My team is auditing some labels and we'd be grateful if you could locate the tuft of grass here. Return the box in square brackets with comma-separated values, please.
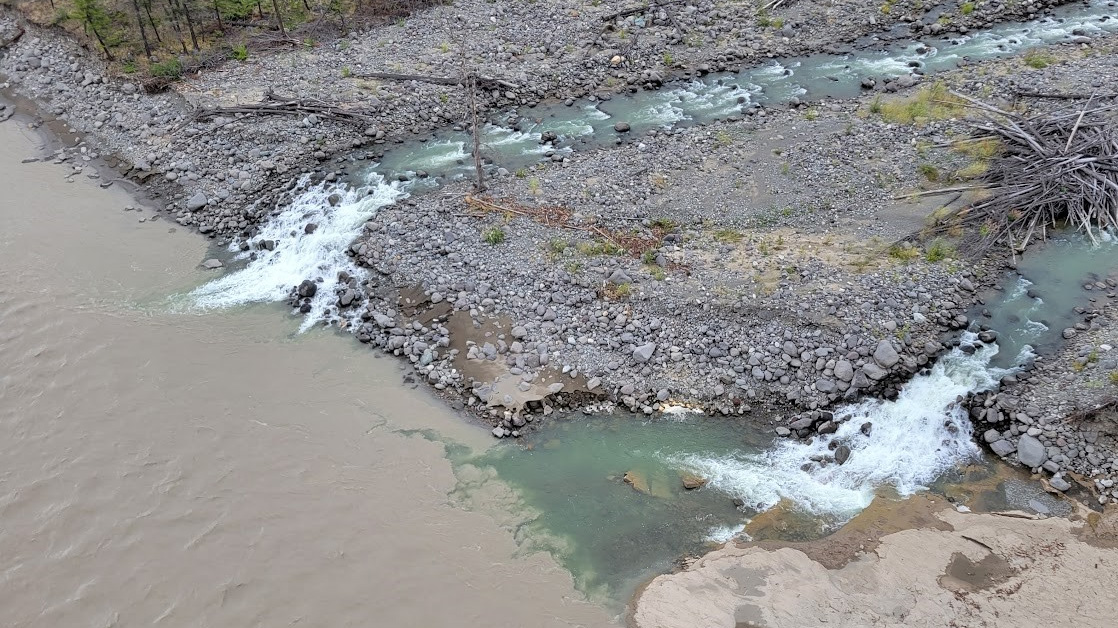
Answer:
[641, 250, 657, 264]
[1023, 48, 1056, 69]
[341, 66, 353, 78]
[804, 108, 819, 121]
[230, 43, 248, 62]
[149, 58, 183, 79]
[888, 244, 921, 261]
[483, 227, 506, 245]
[647, 265, 666, 281]
[577, 240, 624, 256]
[527, 177, 542, 195]
[714, 229, 744, 244]
[546, 239, 568, 259]
[662, 51, 674, 66]
[924, 239, 955, 262]
[961, 2, 975, 14]
[514, 168, 528, 178]
[439, 41, 451, 53]
[955, 160, 990, 180]
[875, 82, 967, 125]
[918, 163, 940, 182]
[1109, 371, 1118, 385]
[121, 59, 137, 74]
[650, 217, 679, 230]
[601, 282, 632, 300]
[953, 137, 1002, 160]
[565, 261, 583, 274]
[714, 129, 734, 147]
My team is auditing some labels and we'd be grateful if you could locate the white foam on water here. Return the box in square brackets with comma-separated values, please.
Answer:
[705, 523, 748, 544]
[404, 140, 469, 171]
[672, 334, 1008, 520]
[191, 173, 405, 331]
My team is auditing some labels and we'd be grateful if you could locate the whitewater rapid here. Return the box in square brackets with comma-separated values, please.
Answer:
[675, 333, 1014, 520]
[190, 173, 404, 331]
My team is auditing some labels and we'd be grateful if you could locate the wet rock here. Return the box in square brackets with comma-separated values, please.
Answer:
[834, 445, 851, 465]
[614, 122, 631, 133]
[297, 279, 318, 298]
[681, 473, 708, 490]
[860, 422, 872, 437]
[1050, 475, 1072, 492]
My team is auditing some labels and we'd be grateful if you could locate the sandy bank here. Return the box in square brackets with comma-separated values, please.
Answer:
[633, 499, 1118, 628]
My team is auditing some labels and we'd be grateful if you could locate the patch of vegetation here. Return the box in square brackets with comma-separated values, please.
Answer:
[149, 58, 183, 79]
[961, 2, 976, 15]
[641, 250, 657, 264]
[924, 239, 955, 262]
[955, 160, 990, 180]
[527, 177, 542, 195]
[1109, 371, 1118, 386]
[647, 265, 666, 281]
[577, 240, 624, 256]
[341, 66, 353, 78]
[482, 227, 505, 245]
[230, 43, 248, 62]
[650, 217, 679, 230]
[662, 51, 674, 66]
[874, 82, 967, 125]
[514, 168, 528, 178]
[546, 239, 568, 260]
[565, 260, 583, 274]
[888, 243, 921, 261]
[120, 59, 137, 74]
[803, 109, 819, 121]
[714, 129, 734, 147]
[714, 229, 744, 244]
[601, 282, 632, 300]
[918, 163, 940, 182]
[1023, 48, 1056, 69]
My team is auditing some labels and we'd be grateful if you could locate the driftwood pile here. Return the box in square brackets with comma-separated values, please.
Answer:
[922, 92, 1118, 254]
[192, 89, 376, 126]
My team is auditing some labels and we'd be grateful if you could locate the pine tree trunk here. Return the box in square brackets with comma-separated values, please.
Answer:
[143, 0, 162, 43]
[213, 0, 224, 32]
[179, 0, 200, 51]
[164, 0, 188, 54]
[271, 0, 287, 38]
[89, 24, 114, 61]
[131, 0, 154, 58]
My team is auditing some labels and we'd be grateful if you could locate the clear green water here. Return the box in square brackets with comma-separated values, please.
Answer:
[453, 414, 769, 604]
[983, 233, 1118, 367]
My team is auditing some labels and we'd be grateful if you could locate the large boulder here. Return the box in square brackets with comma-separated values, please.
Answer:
[1016, 435, 1047, 468]
[873, 340, 900, 368]
[185, 191, 208, 211]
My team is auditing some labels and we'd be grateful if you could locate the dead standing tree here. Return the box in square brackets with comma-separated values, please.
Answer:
[902, 92, 1118, 256]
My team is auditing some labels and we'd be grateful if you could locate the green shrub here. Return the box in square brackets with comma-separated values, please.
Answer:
[149, 58, 183, 79]
[483, 227, 505, 245]
[1023, 48, 1056, 69]
[925, 239, 955, 262]
[230, 43, 248, 61]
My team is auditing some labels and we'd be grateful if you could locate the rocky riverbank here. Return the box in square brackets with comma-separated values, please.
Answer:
[4, 2, 1118, 487]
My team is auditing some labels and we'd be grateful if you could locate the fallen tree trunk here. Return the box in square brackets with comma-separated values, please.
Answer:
[600, 0, 685, 22]
[193, 89, 375, 125]
[350, 71, 518, 90]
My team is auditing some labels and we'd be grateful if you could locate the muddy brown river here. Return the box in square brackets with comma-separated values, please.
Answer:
[0, 112, 612, 626]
